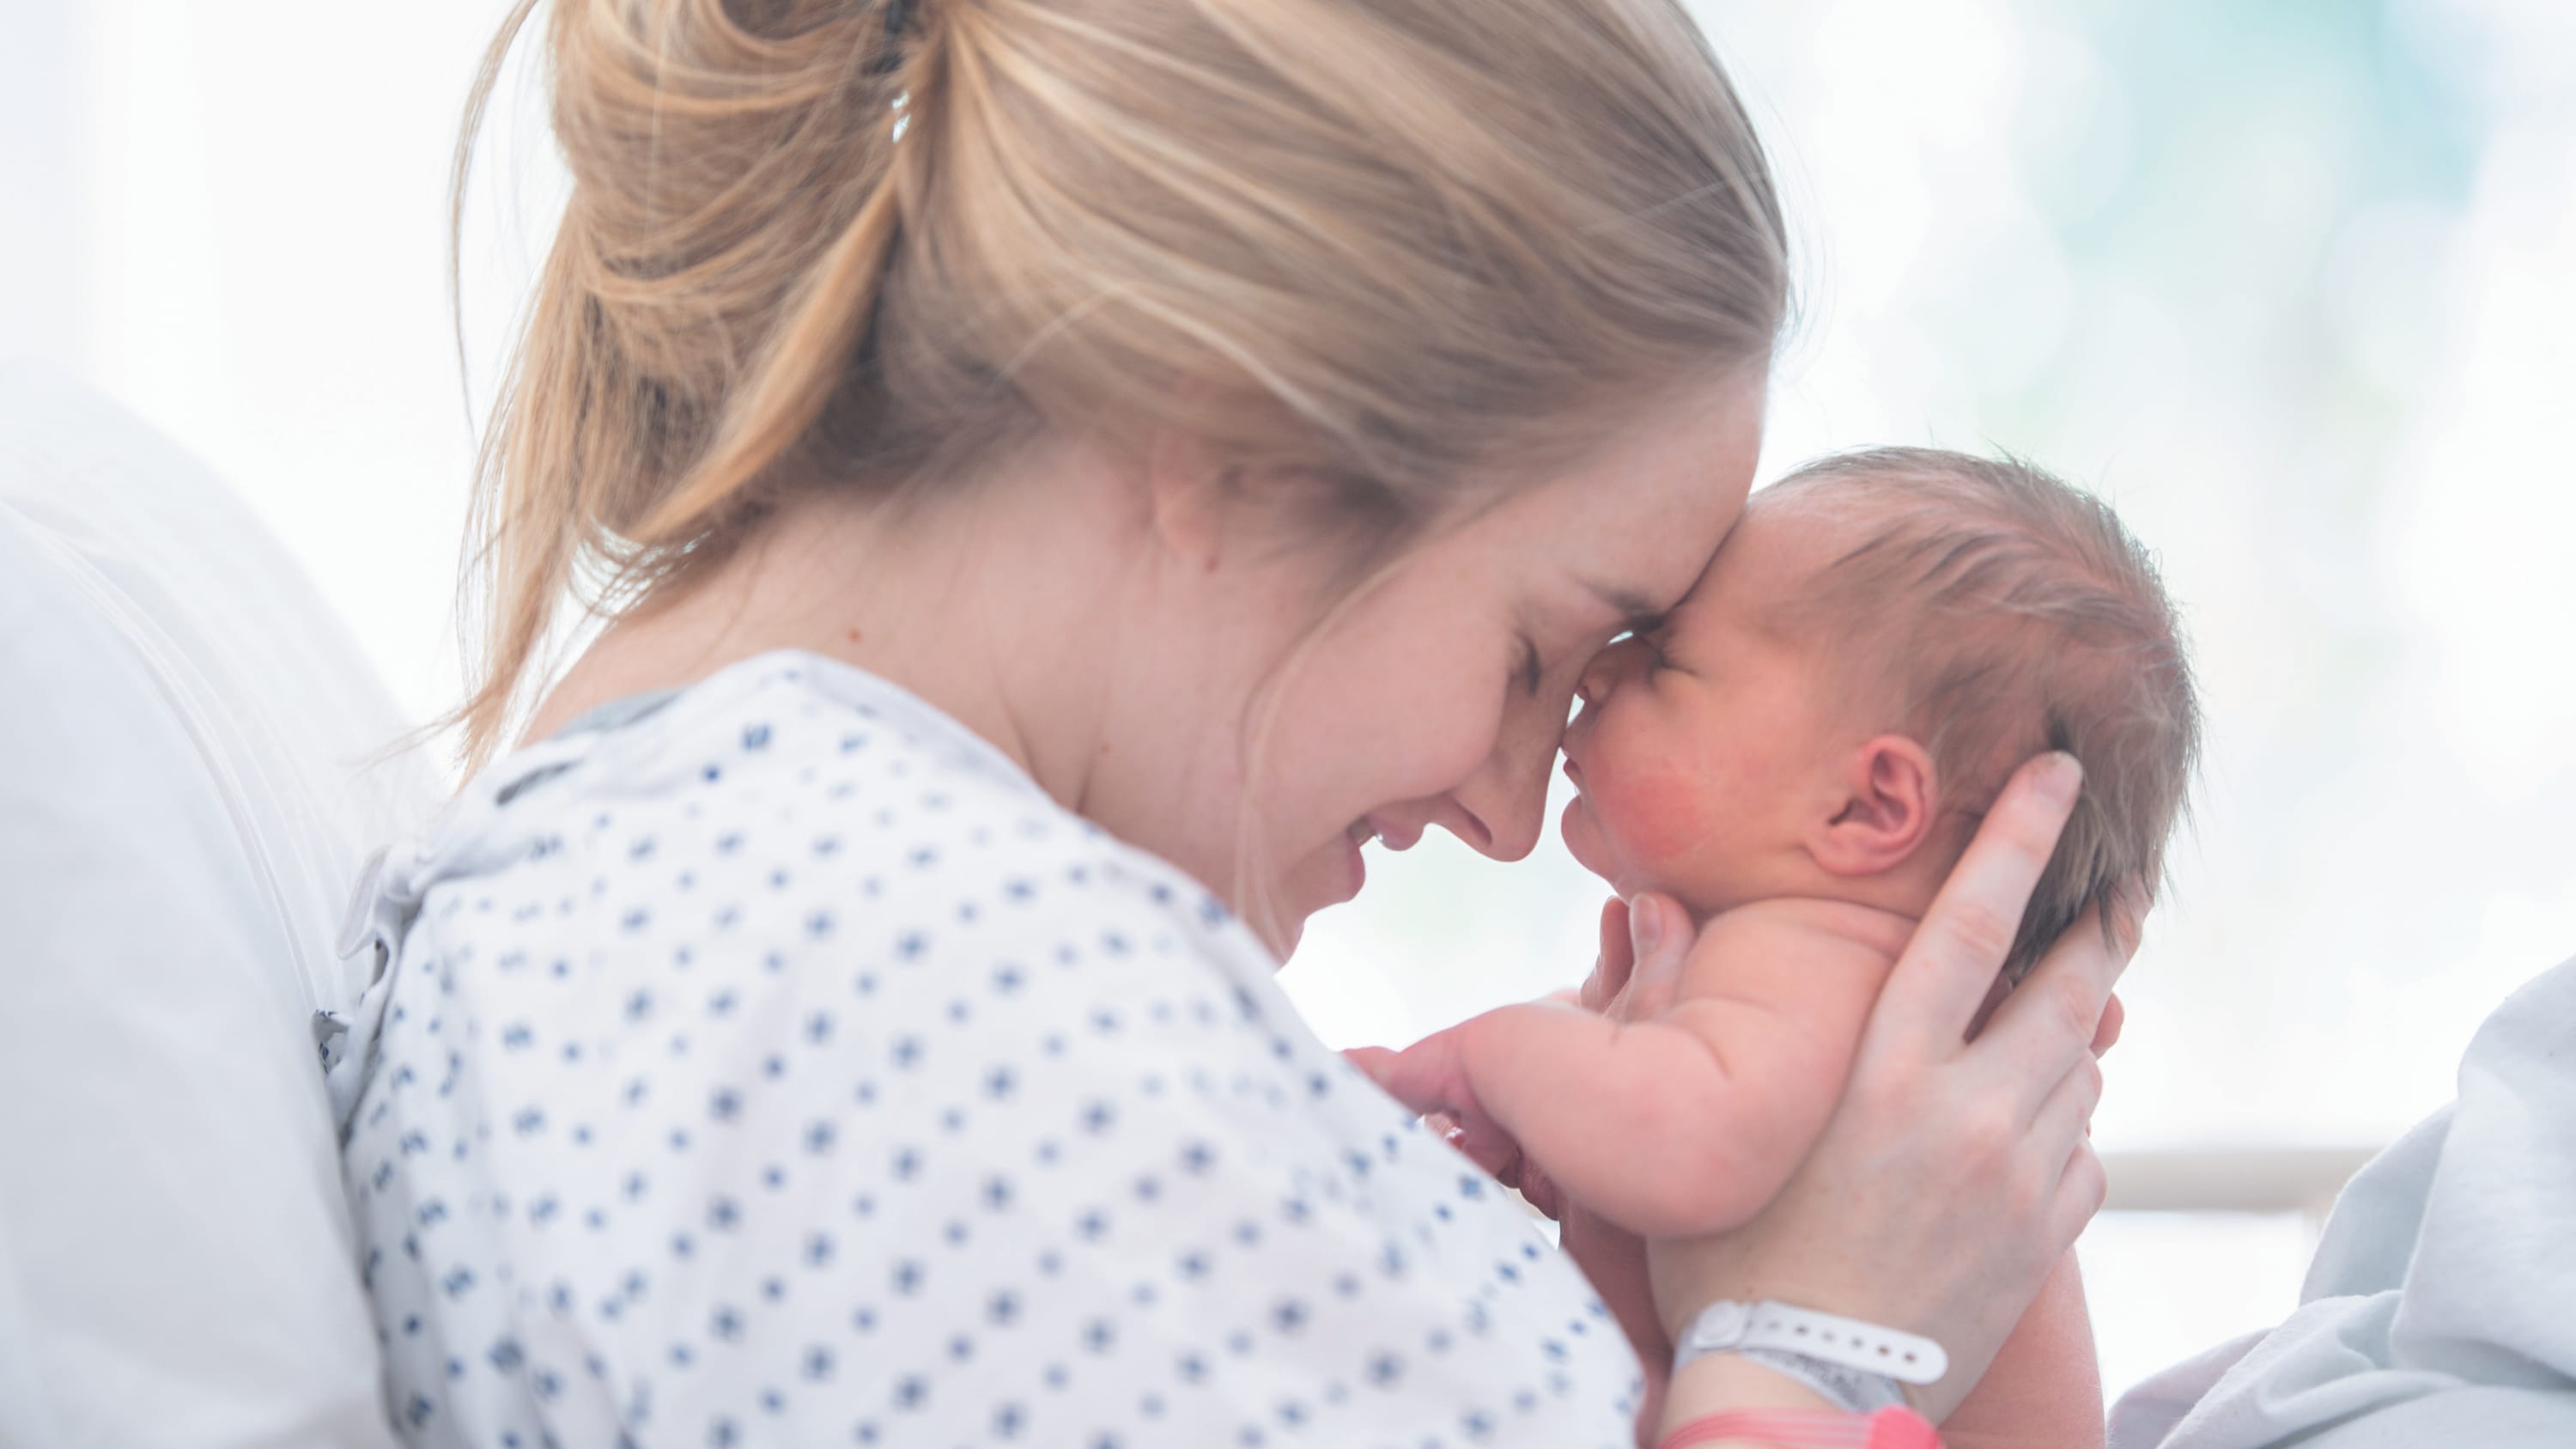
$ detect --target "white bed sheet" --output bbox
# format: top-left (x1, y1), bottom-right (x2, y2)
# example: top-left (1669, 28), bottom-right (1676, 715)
top-left (2111, 956), bottom-right (2576, 1446)
top-left (0, 368), bottom-right (434, 1448)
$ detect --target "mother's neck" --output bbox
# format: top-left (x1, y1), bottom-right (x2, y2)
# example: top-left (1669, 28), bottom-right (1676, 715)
top-left (522, 445), bottom-right (1151, 812)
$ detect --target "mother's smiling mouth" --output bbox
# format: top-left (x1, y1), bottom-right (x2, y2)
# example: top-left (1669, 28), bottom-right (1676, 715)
top-left (1352, 813), bottom-right (1426, 851)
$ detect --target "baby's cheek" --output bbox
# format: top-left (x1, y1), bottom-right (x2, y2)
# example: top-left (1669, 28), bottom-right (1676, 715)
top-left (1588, 750), bottom-right (1723, 880)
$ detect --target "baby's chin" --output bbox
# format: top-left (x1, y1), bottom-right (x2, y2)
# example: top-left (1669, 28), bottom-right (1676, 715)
top-left (1560, 794), bottom-right (1717, 915)
top-left (1560, 794), bottom-right (1643, 896)
top-left (1559, 794), bottom-right (1605, 875)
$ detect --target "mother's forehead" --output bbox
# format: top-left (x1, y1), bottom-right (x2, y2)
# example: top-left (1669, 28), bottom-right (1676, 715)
top-left (1686, 493), bottom-right (1856, 607)
top-left (1517, 374), bottom-right (1765, 602)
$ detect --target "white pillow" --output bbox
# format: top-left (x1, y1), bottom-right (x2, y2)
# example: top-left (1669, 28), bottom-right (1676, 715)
top-left (0, 368), bottom-right (434, 1448)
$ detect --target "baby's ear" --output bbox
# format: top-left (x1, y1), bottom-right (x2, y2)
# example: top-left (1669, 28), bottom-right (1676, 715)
top-left (1812, 735), bottom-right (1938, 877)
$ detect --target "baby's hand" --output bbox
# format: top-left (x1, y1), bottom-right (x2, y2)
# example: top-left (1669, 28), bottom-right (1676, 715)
top-left (1379, 1028), bottom-right (1535, 1172)
top-left (1349, 1045), bottom-right (1558, 1234)
top-left (1340, 1045), bottom-right (1403, 1092)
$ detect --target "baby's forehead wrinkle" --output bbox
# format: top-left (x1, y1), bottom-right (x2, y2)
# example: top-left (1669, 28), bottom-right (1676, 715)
top-left (1774, 495), bottom-right (1903, 575)
top-left (1695, 499), bottom-right (1843, 619)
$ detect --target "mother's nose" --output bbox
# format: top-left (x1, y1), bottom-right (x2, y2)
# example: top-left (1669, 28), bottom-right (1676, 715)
top-left (1446, 690), bottom-right (1571, 862)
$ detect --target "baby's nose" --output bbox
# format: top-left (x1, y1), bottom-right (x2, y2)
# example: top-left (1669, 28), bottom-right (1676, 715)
top-left (1573, 664), bottom-right (1602, 709)
top-left (1576, 640), bottom-right (1636, 706)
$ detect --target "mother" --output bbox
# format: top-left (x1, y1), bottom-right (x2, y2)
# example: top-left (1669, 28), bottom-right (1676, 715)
top-left (336, 0), bottom-right (2128, 1444)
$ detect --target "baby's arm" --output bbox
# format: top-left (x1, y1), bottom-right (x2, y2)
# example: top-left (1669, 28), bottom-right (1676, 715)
top-left (1940, 1251), bottom-right (2105, 1449)
top-left (1382, 900), bottom-right (1902, 1239)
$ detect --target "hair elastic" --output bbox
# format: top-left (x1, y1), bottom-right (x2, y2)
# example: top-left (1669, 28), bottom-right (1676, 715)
top-left (872, 0), bottom-right (916, 76)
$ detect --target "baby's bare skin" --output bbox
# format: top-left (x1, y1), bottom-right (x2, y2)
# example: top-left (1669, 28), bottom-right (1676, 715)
top-left (1382, 894), bottom-right (1913, 1238)
top-left (1364, 459), bottom-right (2190, 1446)
top-left (1365, 461), bottom-right (2190, 1446)
top-left (1379, 496), bottom-right (1960, 1239)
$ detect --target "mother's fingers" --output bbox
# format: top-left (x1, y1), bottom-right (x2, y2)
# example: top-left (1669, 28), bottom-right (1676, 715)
top-left (2022, 1060), bottom-right (2111, 1260)
top-left (2028, 1050), bottom-right (2104, 1148)
top-left (1981, 899), bottom-right (2140, 1118)
top-left (1579, 897), bottom-right (1636, 1014)
top-left (1613, 892), bottom-right (1694, 1022)
top-left (2092, 991), bottom-right (2126, 1058)
top-left (1871, 752), bottom-right (2084, 1051)
top-left (2044, 1140), bottom-right (2109, 1253)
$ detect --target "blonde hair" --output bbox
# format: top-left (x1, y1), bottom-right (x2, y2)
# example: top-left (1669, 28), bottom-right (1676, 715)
top-left (453, 0), bottom-right (1789, 767)
top-left (1763, 449), bottom-right (2200, 980)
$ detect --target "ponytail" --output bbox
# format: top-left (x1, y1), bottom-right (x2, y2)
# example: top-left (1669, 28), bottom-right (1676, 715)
top-left (450, 0), bottom-right (1788, 769)
top-left (452, 0), bottom-right (942, 764)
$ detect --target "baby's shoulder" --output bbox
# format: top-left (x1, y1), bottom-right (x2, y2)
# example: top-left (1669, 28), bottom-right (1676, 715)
top-left (1685, 897), bottom-right (1911, 996)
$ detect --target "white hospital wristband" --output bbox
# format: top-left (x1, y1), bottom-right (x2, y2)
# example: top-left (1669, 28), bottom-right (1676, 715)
top-left (1673, 1301), bottom-right (1947, 1414)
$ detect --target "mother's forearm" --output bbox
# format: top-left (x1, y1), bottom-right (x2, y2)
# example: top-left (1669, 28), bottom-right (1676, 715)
top-left (1940, 1251), bottom-right (2106, 1449)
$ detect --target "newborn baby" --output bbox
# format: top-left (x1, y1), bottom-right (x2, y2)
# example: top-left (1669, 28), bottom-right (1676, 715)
top-left (1378, 447), bottom-right (2199, 1239)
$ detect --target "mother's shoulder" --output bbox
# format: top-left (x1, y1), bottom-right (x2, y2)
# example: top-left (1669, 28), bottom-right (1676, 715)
top-left (406, 648), bottom-right (1270, 1039)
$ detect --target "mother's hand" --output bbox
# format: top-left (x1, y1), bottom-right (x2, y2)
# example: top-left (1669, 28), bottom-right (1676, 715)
top-left (1644, 752), bottom-right (2140, 1424)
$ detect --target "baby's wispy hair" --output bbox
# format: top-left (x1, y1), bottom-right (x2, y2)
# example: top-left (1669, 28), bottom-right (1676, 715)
top-left (1761, 447), bottom-right (2201, 981)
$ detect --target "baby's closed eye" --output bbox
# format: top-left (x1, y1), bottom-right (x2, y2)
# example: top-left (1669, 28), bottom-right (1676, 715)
top-left (1625, 619), bottom-right (1675, 672)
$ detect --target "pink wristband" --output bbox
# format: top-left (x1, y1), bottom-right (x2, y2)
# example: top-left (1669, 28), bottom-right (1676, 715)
top-left (1656, 1405), bottom-right (1941, 1449)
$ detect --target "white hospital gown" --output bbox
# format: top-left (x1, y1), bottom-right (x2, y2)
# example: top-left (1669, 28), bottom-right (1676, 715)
top-left (327, 651), bottom-right (1641, 1449)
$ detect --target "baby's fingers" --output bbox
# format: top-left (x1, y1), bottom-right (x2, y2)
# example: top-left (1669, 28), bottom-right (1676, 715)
top-left (1512, 1156), bottom-right (1565, 1221)
top-left (1450, 1110), bottom-right (1523, 1180)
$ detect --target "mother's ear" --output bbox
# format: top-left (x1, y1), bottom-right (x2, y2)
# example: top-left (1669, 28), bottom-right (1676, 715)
top-left (1147, 423), bottom-right (1405, 576)
top-left (1811, 734), bottom-right (1939, 877)
top-left (1144, 426), bottom-right (1233, 573)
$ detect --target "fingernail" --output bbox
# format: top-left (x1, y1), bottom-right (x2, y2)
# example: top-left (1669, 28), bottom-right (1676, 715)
top-left (1627, 894), bottom-right (1662, 958)
top-left (2039, 752), bottom-right (2083, 804)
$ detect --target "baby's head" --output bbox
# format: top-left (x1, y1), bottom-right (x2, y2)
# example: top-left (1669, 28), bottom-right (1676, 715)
top-left (1561, 447), bottom-right (2198, 979)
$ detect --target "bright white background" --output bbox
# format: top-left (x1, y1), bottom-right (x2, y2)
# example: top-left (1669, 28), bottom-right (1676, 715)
top-left (8, 0), bottom-right (2572, 1412)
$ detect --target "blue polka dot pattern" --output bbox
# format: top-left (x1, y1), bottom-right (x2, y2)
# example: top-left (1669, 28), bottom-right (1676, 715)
top-left (335, 652), bottom-right (1639, 1446)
